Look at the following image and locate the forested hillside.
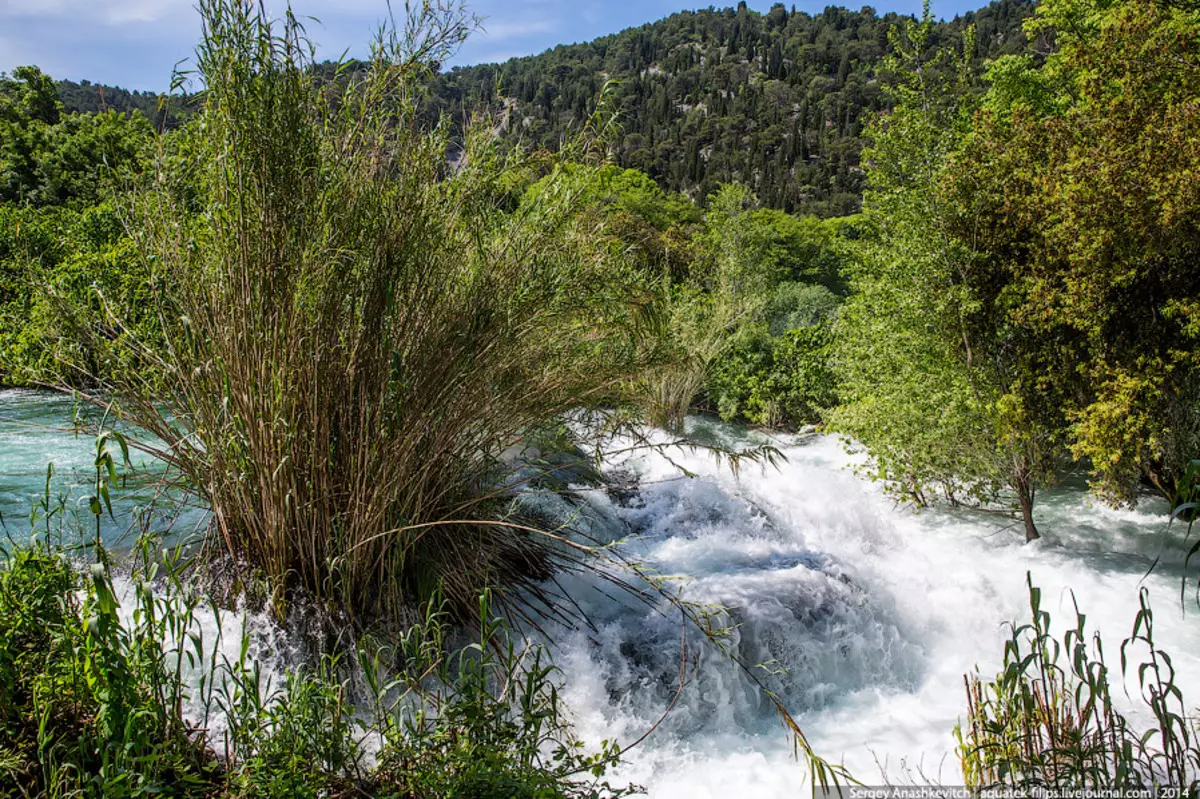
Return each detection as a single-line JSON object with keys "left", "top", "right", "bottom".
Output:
{"left": 48, "top": 0, "right": 1034, "bottom": 214}
{"left": 423, "top": 0, "right": 1034, "bottom": 214}
{"left": 57, "top": 79, "right": 162, "bottom": 121}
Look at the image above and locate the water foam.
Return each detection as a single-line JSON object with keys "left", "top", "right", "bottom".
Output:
{"left": 546, "top": 419, "right": 1200, "bottom": 796}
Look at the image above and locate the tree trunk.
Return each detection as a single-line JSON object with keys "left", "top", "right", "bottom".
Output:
{"left": 1015, "top": 471, "right": 1039, "bottom": 542}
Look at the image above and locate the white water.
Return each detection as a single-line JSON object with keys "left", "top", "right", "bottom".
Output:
{"left": 538, "top": 418, "right": 1200, "bottom": 796}
{"left": 4, "top": 391, "right": 1199, "bottom": 795}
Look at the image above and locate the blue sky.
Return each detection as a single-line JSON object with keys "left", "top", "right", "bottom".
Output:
{"left": 0, "top": 0, "right": 993, "bottom": 92}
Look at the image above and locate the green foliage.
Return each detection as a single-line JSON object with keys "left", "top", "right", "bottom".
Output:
{"left": 957, "top": 576, "right": 1200, "bottom": 789}
{"left": 422, "top": 0, "right": 1033, "bottom": 215}
{"left": 709, "top": 321, "right": 837, "bottom": 428}
{"left": 56, "top": 77, "right": 191, "bottom": 130}
{"left": 1, "top": 66, "right": 153, "bottom": 209}
{"left": 0, "top": 534, "right": 636, "bottom": 798}
{"left": 0, "top": 203, "right": 159, "bottom": 387}
{"left": 0, "top": 540, "right": 221, "bottom": 796}
{"left": 831, "top": 218, "right": 1011, "bottom": 508}
{"left": 81, "top": 0, "right": 667, "bottom": 625}
{"left": 767, "top": 282, "right": 840, "bottom": 336}
{"left": 575, "top": 164, "right": 701, "bottom": 231}
{"left": 521, "top": 163, "right": 703, "bottom": 283}
{"left": 835, "top": 0, "right": 1199, "bottom": 528}
{"left": 828, "top": 13, "right": 1006, "bottom": 507}
{"left": 0, "top": 443, "right": 635, "bottom": 798}
{"left": 830, "top": 7, "right": 1067, "bottom": 534}
{"left": 22, "top": 2, "right": 1037, "bottom": 216}
{"left": 372, "top": 595, "right": 636, "bottom": 799}
{"left": 0, "top": 66, "right": 158, "bottom": 389}
{"left": 692, "top": 205, "right": 850, "bottom": 429}
{"left": 623, "top": 180, "right": 851, "bottom": 431}
{"left": 944, "top": 0, "right": 1200, "bottom": 505}
{"left": 636, "top": 184, "right": 777, "bottom": 432}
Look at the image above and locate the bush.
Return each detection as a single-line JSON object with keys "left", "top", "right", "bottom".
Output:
{"left": 372, "top": 596, "right": 636, "bottom": 799}
{"left": 0, "top": 541, "right": 222, "bottom": 797}
{"left": 0, "top": 538, "right": 636, "bottom": 798}
{"left": 958, "top": 575, "right": 1200, "bottom": 789}
{"left": 0, "top": 202, "right": 158, "bottom": 387}
{"left": 766, "top": 282, "right": 839, "bottom": 337}
{"left": 84, "top": 0, "right": 662, "bottom": 623}
{"left": 709, "top": 320, "right": 837, "bottom": 428}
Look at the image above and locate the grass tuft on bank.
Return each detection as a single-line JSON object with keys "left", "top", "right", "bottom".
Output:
{"left": 0, "top": 535, "right": 635, "bottom": 798}
{"left": 79, "top": 0, "right": 664, "bottom": 625}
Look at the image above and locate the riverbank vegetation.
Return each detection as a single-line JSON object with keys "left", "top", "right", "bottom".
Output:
{"left": 959, "top": 577, "right": 1200, "bottom": 791}
{"left": 832, "top": 0, "right": 1200, "bottom": 539}
{"left": 0, "top": 535, "right": 633, "bottom": 798}
{"left": 78, "top": 0, "right": 674, "bottom": 627}
{"left": 1, "top": 0, "right": 1199, "bottom": 790}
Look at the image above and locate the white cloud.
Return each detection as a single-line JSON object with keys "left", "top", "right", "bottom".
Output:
{"left": 0, "top": 0, "right": 190, "bottom": 24}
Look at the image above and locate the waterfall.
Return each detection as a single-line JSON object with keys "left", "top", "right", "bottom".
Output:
{"left": 536, "top": 418, "right": 1200, "bottom": 796}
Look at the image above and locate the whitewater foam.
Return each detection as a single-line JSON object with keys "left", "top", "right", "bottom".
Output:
{"left": 546, "top": 420, "right": 1200, "bottom": 796}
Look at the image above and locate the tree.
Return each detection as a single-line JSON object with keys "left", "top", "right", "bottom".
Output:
{"left": 830, "top": 9, "right": 1065, "bottom": 540}
{"left": 0, "top": 66, "right": 61, "bottom": 203}
{"left": 945, "top": 0, "right": 1200, "bottom": 505}
{"left": 0, "top": 66, "right": 152, "bottom": 208}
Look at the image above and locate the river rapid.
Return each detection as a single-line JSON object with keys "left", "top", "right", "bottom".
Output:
{"left": 3, "top": 389, "right": 1198, "bottom": 797}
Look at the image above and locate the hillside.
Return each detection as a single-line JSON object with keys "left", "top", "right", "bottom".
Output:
{"left": 48, "top": 0, "right": 1036, "bottom": 214}
{"left": 423, "top": 0, "right": 1035, "bottom": 214}
{"left": 56, "top": 78, "right": 191, "bottom": 130}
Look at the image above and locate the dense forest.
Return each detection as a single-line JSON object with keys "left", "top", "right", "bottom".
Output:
{"left": 422, "top": 0, "right": 1036, "bottom": 214}
{"left": 1, "top": 0, "right": 1200, "bottom": 793}
{"left": 55, "top": 78, "right": 190, "bottom": 130}
{"left": 48, "top": 0, "right": 1035, "bottom": 215}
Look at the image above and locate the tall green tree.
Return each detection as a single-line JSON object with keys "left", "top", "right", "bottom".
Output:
{"left": 831, "top": 10, "right": 1065, "bottom": 539}
{"left": 945, "top": 0, "right": 1200, "bottom": 505}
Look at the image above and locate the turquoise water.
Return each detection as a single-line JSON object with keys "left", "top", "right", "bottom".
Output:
{"left": 4, "top": 388, "right": 1199, "bottom": 796}
{"left": 0, "top": 389, "right": 208, "bottom": 549}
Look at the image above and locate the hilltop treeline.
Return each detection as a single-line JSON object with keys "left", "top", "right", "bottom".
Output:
{"left": 45, "top": 1, "right": 1034, "bottom": 214}
{"left": 422, "top": 0, "right": 1034, "bottom": 214}
{"left": 55, "top": 78, "right": 192, "bottom": 130}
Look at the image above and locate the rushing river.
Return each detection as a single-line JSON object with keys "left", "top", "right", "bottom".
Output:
{"left": 2, "top": 389, "right": 1198, "bottom": 796}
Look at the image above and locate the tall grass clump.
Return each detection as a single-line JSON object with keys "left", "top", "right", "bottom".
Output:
{"left": 88, "top": 0, "right": 661, "bottom": 623}
{"left": 957, "top": 574, "right": 1200, "bottom": 789}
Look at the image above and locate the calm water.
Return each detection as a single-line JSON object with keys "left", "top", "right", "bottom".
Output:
{"left": 0, "top": 389, "right": 207, "bottom": 549}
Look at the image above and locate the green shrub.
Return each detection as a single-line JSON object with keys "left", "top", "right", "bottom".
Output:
{"left": 709, "top": 321, "right": 837, "bottom": 428}
{"left": 0, "top": 202, "right": 158, "bottom": 387}
{"left": 1, "top": 66, "right": 153, "bottom": 210}
{"left": 371, "top": 595, "right": 636, "bottom": 799}
{"left": 766, "top": 282, "right": 839, "bottom": 337}
{"left": 0, "top": 541, "right": 221, "bottom": 797}
{"left": 958, "top": 575, "right": 1200, "bottom": 789}
{"left": 0, "top": 537, "right": 637, "bottom": 798}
